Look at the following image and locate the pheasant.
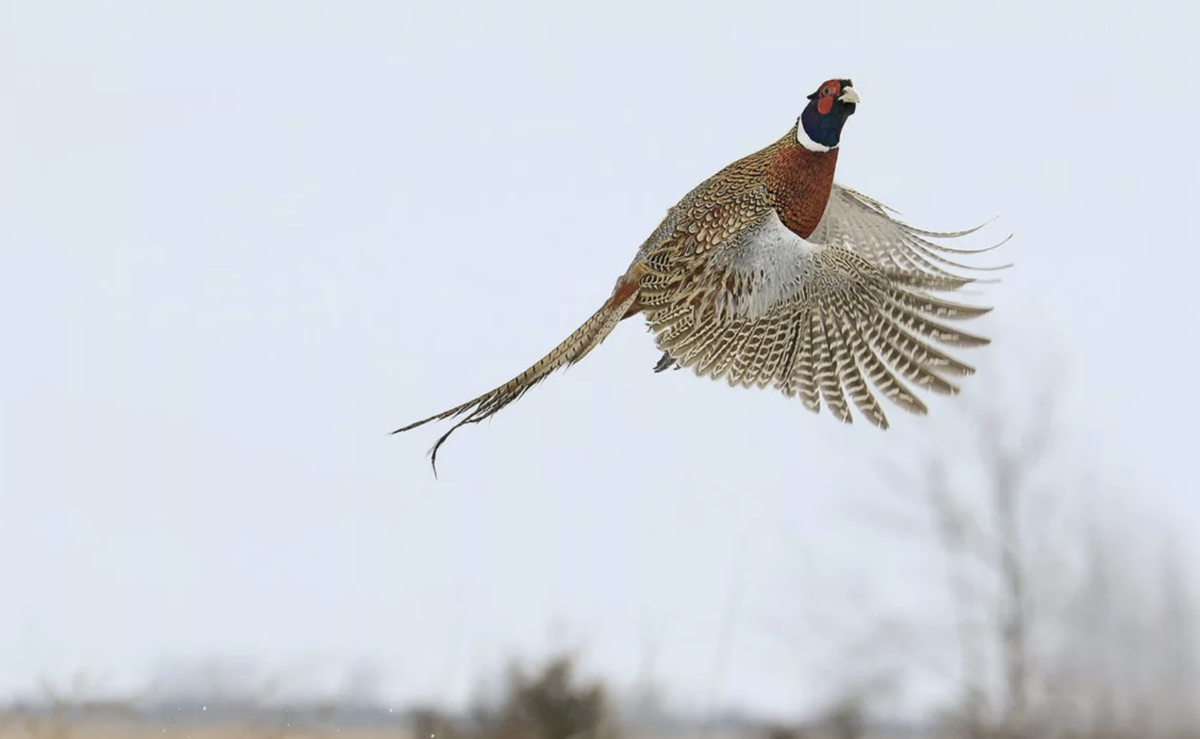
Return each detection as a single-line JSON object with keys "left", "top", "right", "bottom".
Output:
{"left": 394, "top": 78, "right": 1009, "bottom": 473}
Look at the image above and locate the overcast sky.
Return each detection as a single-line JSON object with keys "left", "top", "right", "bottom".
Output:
{"left": 2, "top": 0, "right": 1198, "bottom": 721}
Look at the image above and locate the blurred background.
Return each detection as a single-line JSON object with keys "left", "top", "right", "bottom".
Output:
{"left": 2, "top": 0, "right": 1199, "bottom": 737}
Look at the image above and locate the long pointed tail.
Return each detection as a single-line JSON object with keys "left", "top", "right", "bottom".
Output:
{"left": 392, "top": 282, "right": 640, "bottom": 475}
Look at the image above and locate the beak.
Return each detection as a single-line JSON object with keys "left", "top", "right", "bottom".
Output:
{"left": 838, "top": 87, "right": 860, "bottom": 105}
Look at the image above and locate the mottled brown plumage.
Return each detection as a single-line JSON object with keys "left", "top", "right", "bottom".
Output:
{"left": 393, "top": 78, "right": 1009, "bottom": 474}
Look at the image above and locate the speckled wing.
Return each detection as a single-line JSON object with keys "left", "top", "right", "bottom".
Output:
{"left": 640, "top": 198, "right": 994, "bottom": 428}
{"left": 628, "top": 142, "right": 785, "bottom": 268}
{"left": 810, "top": 183, "right": 1011, "bottom": 279}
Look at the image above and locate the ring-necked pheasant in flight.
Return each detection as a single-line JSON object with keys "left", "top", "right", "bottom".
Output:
{"left": 394, "top": 78, "right": 1009, "bottom": 473}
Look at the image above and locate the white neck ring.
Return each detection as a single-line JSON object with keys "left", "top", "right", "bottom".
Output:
{"left": 795, "top": 118, "right": 834, "bottom": 153}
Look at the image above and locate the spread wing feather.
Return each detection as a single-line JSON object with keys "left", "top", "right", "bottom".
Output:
{"left": 643, "top": 198, "right": 1000, "bottom": 428}
{"left": 810, "top": 183, "right": 1012, "bottom": 280}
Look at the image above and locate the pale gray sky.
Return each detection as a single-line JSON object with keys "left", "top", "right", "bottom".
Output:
{"left": 2, "top": 0, "right": 1198, "bottom": 721}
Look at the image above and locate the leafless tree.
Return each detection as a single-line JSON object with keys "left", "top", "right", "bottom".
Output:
{"left": 826, "top": 335, "right": 1200, "bottom": 739}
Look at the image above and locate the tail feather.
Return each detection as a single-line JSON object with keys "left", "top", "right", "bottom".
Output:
{"left": 393, "top": 287, "right": 639, "bottom": 476}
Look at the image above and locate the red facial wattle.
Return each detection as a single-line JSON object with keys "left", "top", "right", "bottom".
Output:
{"left": 816, "top": 79, "right": 842, "bottom": 115}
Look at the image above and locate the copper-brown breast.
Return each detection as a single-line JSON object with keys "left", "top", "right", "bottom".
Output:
{"left": 764, "top": 143, "right": 839, "bottom": 240}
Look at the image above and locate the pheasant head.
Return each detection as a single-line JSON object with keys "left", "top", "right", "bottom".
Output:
{"left": 797, "top": 78, "right": 859, "bottom": 152}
